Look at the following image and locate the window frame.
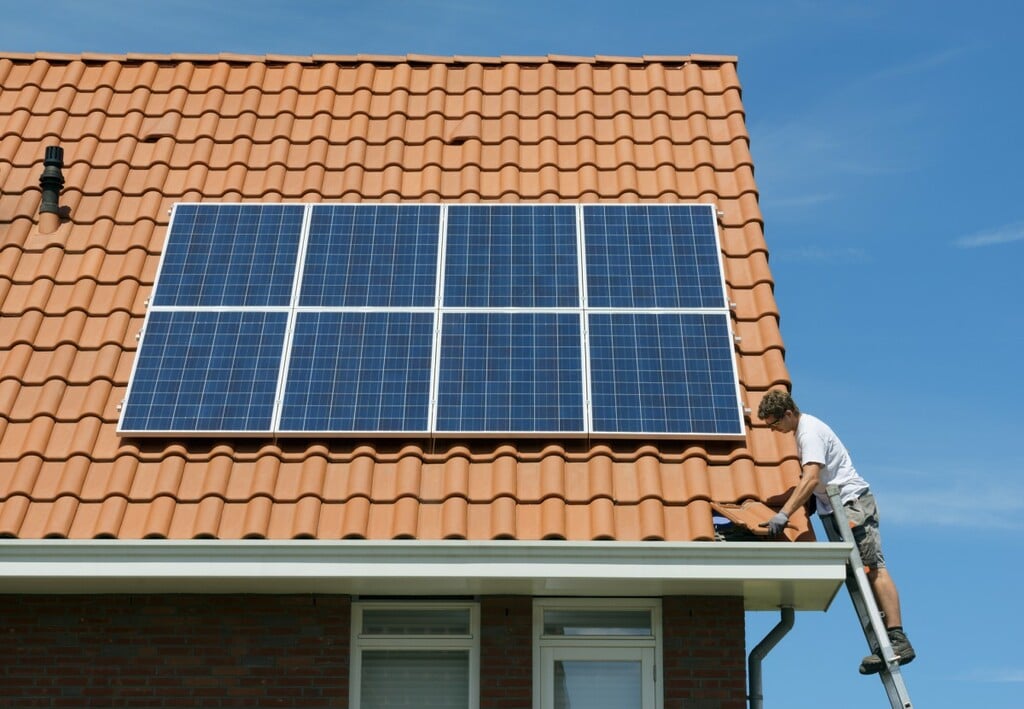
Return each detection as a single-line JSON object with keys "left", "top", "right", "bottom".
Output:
{"left": 532, "top": 598, "right": 663, "bottom": 709}
{"left": 350, "top": 600, "right": 480, "bottom": 709}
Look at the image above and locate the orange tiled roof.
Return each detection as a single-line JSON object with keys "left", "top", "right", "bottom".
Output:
{"left": 0, "top": 53, "right": 806, "bottom": 541}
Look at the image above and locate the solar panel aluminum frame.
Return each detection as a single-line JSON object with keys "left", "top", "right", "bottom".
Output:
{"left": 274, "top": 308, "right": 438, "bottom": 437}
{"left": 117, "top": 202, "right": 308, "bottom": 438}
{"left": 429, "top": 204, "right": 589, "bottom": 438}
{"left": 118, "top": 202, "right": 745, "bottom": 440}
{"left": 116, "top": 308, "right": 293, "bottom": 437}
{"left": 584, "top": 309, "right": 745, "bottom": 439}
{"left": 275, "top": 203, "right": 444, "bottom": 436}
{"left": 579, "top": 204, "right": 745, "bottom": 439}
{"left": 432, "top": 308, "right": 588, "bottom": 438}
{"left": 269, "top": 203, "right": 317, "bottom": 433}
{"left": 118, "top": 203, "right": 446, "bottom": 438}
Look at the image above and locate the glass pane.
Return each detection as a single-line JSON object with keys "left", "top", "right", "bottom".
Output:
{"left": 554, "top": 660, "right": 641, "bottom": 709}
{"left": 544, "top": 610, "right": 651, "bottom": 636}
{"left": 362, "top": 608, "right": 470, "bottom": 636}
{"left": 361, "top": 650, "right": 468, "bottom": 709}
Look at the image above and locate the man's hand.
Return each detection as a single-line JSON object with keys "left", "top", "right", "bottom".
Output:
{"left": 760, "top": 511, "right": 790, "bottom": 535}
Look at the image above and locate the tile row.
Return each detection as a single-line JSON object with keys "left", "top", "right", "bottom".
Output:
{"left": 0, "top": 494, "right": 733, "bottom": 542}
{"left": 11, "top": 185, "right": 758, "bottom": 230}
{"left": 0, "top": 408, "right": 802, "bottom": 470}
{"left": 0, "top": 446, "right": 801, "bottom": 503}
{"left": 0, "top": 88, "right": 744, "bottom": 127}
{"left": 0, "top": 56, "right": 740, "bottom": 100}
{"left": 2, "top": 137, "right": 754, "bottom": 180}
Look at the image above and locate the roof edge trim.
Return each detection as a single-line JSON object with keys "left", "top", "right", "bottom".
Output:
{"left": 0, "top": 539, "right": 849, "bottom": 610}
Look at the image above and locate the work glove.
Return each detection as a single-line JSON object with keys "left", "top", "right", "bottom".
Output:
{"left": 761, "top": 511, "right": 789, "bottom": 535}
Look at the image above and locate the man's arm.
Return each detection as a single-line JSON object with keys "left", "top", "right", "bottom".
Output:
{"left": 762, "top": 462, "right": 822, "bottom": 534}
{"left": 780, "top": 462, "right": 822, "bottom": 518}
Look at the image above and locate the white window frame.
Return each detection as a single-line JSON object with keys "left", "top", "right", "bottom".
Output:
{"left": 350, "top": 600, "right": 480, "bottom": 709}
{"left": 533, "top": 598, "right": 663, "bottom": 709}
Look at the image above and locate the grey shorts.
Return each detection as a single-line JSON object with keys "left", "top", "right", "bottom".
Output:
{"left": 829, "top": 492, "right": 886, "bottom": 569}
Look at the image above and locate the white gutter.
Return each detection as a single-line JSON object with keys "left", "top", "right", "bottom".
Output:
{"left": 0, "top": 539, "right": 852, "bottom": 611}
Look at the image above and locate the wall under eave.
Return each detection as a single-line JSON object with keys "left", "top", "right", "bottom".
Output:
{"left": 0, "top": 594, "right": 745, "bottom": 708}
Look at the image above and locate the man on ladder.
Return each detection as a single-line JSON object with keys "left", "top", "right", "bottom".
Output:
{"left": 757, "top": 389, "right": 916, "bottom": 674}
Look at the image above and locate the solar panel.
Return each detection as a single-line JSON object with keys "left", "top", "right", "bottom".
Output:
{"left": 300, "top": 204, "right": 441, "bottom": 307}
{"left": 119, "top": 310, "right": 288, "bottom": 433}
{"left": 152, "top": 204, "right": 305, "bottom": 307}
{"left": 121, "top": 202, "right": 743, "bottom": 439}
{"left": 435, "top": 312, "right": 585, "bottom": 433}
{"left": 587, "top": 313, "right": 743, "bottom": 435}
{"left": 444, "top": 205, "right": 579, "bottom": 307}
{"left": 279, "top": 311, "right": 434, "bottom": 433}
{"left": 583, "top": 204, "right": 725, "bottom": 309}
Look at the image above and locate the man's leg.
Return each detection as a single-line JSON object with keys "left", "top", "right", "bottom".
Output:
{"left": 867, "top": 566, "right": 902, "bottom": 628}
{"left": 850, "top": 495, "right": 915, "bottom": 673}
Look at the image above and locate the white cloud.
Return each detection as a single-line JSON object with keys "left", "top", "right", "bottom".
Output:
{"left": 882, "top": 479, "right": 1024, "bottom": 531}
{"left": 956, "top": 668, "right": 1024, "bottom": 683}
{"left": 954, "top": 221, "right": 1024, "bottom": 248}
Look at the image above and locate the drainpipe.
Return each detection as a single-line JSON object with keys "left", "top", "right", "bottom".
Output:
{"left": 748, "top": 606, "right": 795, "bottom": 709}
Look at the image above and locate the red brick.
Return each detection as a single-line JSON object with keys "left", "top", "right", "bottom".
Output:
{"left": 3, "top": 592, "right": 747, "bottom": 707}
{"left": 0, "top": 595, "right": 351, "bottom": 708}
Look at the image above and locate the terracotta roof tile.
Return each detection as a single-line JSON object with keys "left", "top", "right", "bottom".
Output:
{"left": 712, "top": 499, "right": 813, "bottom": 542}
{"left": 0, "top": 52, "right": 802, "bottom": 543}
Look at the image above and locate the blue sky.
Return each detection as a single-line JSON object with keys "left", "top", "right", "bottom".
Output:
{"left": 5, "top": 1, "right": 1023, "bottom": 706}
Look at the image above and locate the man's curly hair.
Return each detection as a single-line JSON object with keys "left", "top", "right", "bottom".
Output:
{"left": 757, "top": 389, "right": 799, "bottom": 421}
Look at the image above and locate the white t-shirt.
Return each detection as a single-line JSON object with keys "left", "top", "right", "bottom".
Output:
{"left": 795, "top": 413, "right": 870, "bottom": 514}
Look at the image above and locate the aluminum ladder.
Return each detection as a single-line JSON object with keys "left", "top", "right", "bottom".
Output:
{"left": 824, "top": 485, "right": 913, "bottom": 709}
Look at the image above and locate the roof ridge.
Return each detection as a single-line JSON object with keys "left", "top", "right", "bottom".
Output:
{"left": 5, "top": 51, "right": 738, "bottom": 66}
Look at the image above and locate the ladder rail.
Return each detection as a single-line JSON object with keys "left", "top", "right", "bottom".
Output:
{"left": 825, "top": 485, "right": 914, "bottom": 709}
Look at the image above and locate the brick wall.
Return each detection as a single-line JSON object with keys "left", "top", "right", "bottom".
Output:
{"left": 663, "top": 596, "right": 747, "bottom": 709}
{"left": 481, "top": 594, "right": 747, "bottom": 709}
{"left": 0, "top": 594, "right": 351, "bottom": 708}
{"left": 480, "top": 596, "right": 533, "bottom": 709}
{"left": 2, "top": 593, "right": 745, "bottom": 708}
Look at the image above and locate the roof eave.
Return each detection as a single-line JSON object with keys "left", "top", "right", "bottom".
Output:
{"left": 0, "top": 539, "right": 849, "bottom": 611}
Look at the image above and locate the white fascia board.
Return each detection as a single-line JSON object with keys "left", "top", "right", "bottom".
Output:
{"left": 0, "top": 539, "right": 852, "bottom": 611}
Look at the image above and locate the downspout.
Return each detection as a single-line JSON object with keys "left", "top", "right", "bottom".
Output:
{"left": 748, "top": 606, "right": 795, "bottom": 709}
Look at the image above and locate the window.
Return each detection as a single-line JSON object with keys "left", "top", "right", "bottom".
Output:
{"left": 351, "top": 601, "right": 479, "bottom": 709}
{"left": 534, "top": 599, "right": 661, "bottom": 709}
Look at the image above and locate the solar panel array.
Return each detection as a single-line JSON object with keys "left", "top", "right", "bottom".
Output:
{"left": 119, "top": 203, "right": 744, "bottom": 438}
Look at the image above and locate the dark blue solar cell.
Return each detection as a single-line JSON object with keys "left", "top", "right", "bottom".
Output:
{"left": 588, "top": 313, "right": 742, "bottom": 435}
{"left": 300, "top": 204, "right": 441, "bottom": 307}
{"left": 584, "top": 204, "right": 725, "bottom": 309}
{"left": 279, "top": 311, "right": 434, "bottom": 432}
{"left": 120, "top": 310, "right": 287, "bottom": 433}
{"left": 152, "top": 204, "right": 305, "bottom": 307}
{"left": 435, "top": 312, "right": 585, "bottom": 433}
{"left": 444, "top": 205, "right": 579, "bottom": 307}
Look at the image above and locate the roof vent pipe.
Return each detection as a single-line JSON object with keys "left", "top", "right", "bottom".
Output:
{"left": 748, "top": 606, "right": 795, "bottom": 709}
{"left": 39, "top": 145, "right": 65, "bottom": 216}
